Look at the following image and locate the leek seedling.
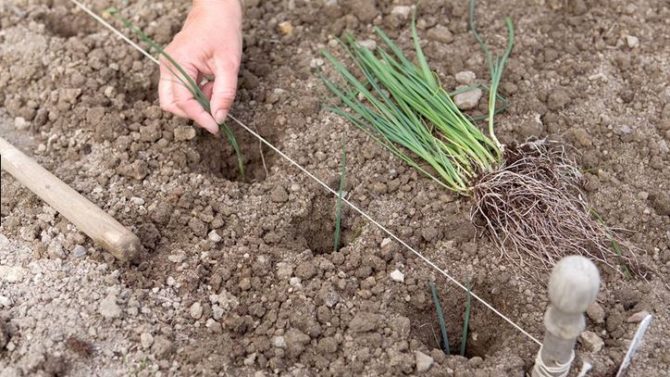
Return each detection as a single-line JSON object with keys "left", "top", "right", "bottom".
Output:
{"left": 460, "top": 284, "right": 472, "bottom": 356}
{"left": 429, "top": 282, "right": 450, "bottom": 354}
{"left": 107, "top": 8, "right": 245, "bottom": 176}
{"left": 334, "top": 145, "right": 346, "bottom": 252}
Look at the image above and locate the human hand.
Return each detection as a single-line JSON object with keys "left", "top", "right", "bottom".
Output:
{"left": 158, "top": 0, "right": 243, "bottom": 135}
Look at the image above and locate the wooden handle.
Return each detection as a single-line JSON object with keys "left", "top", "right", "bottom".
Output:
{"left": 0, "top": 136, "right": 141, "bottom": 261}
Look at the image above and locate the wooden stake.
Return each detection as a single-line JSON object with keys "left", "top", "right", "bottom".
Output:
{"left": 0, "top": 136, "right": 141, "bottom": 261}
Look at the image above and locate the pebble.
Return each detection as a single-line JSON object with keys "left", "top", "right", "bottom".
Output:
{"left": 140, "top": 332, "right": 154, "bottom": 349}
{"left": 0, "top": 266, "right": 26, "bottom": 283}
{"left": 272, "top": 335, "right": 287, "bottom": 349}
{"left": 278, "top": 21, "right": 294, "bottom": 36}
{"left": 166, "top": 276, "right": 176, "bottom": 286}
{"left": 580, "top": 331, "right": 604, "bottom": 352}
{"left": 208, "top": 230, "right": 222, "bottom": 243}
{"left": 426, "top": 25, "right": 453, "bottom": 44}
{"left": 206, "top": 318, "right": 222, "bottom": 333}
{"left": 391, "top": 5, "right": 412, "bottom": 19}
{"left": 72, "top": 245, "right": 87, "bottom": 258}
{"left": 212, "top": 305, "right": 224, "bottom": 320}
{"left": 421, "top": 227, "right": 439, "bottom": 242}
{"left": 168, "top": 251, "right": 186, "bottom": 263}
{"left": 348, "top": 312, "right": 381, "bottom": 333}
{"left": 415, "top": 351, "right": 434, "bottom": 373}
{"left": 174, "top": 126, "right": 196, "bottom": 141}
{"left": 381, "top": 238, "right": 393, "bottom": 253}
{"left": 99, "top": 294, "right": 122, "bottom": 319}
{"left": 0, "top": 295, "right": 11, "bottom": 308}
{"left": 586, "top": 302, "right": 605, "bottom": 324}
{"left": 349, "top": 0, "right": 379, "bottom": 22}
{"left": 625, "top": 35, "right": 639, "bottom": 48}
{"left": 309, "top": 58, "right": 324, "bottom": 69}
{"left": 190, "top": 302, "right": 203, "bottom": 319}
{"left": 270, "top": 186, "right": 289, "bottom": 203}
{"left": 48, "top": 241, "right": 65, "bottom": 258}
{"left": 455, "top": 71, "right": 476, "bottom": 85}
{"left": 276, "top": 262, "right": 293, "bottom": 279}
{"left": 14, "top": 117, "right": 29, "bottom": 130}
{"left": 295, "top": 261, "right": 317, "bottom": 280}
{"left": 389, "top": 269, "right": 405, "bottom": 283}
{"left": 454, "top": 88, "right": 483, "bottom": 110}
{"left": 626, "top": 310, "right": 650, "bottom": 323}
{"left": 357, "top": 39, "right": 377, "bottom": 50}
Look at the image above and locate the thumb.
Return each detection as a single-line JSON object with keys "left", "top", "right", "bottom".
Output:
{"left": 211, "top": 59, "right": 240, "bottom": 124}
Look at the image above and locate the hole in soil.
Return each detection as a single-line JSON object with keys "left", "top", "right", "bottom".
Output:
{"left": 289, "top": 187, "right": 362, "bottom": 254}
{"left": 405, "top": 284, "right": 511, "bottom": 359}
{"left": 190, "top": 112, "right": 281, "bottom": 182}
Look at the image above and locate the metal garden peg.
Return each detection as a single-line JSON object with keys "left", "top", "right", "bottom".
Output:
{"left": 532, "top": 255, "right": 601, "bottom": 377}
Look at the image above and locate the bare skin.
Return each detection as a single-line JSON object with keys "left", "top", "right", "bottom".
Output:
{"left": 158, "top": 0, "right": 243, "bottom": 135}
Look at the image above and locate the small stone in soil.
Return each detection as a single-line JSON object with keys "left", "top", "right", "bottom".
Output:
{"left": 278, "top": 21, "right": 294, "bottom": 36}
{"left": 454, "top": 88, "right": 483, "bottom": 110}
{"left": 295, "top": 261, "right": 317, "bottom": 280}
{"left": 391, "top": 5, "right": 411, "bottom": 19}
{"left": 579, "top": 331, "right": 604, "bottom": 352}
{"left": 72, "top": 245, "right": 87, "bottom": 258}
{"left": 357, "top": 39, "right": 377, "bottom": 50}
{"left": 14, "top": 117, "right": 29, "bottom": 130}
{"left": 349, "top": 0, "right": 379, "bottom": 23}
{"left": 349, "top": 312, "right": 381, "bottom": 333}
{"left": 99, "top": 294, "right": 122, "bottom": 319}
{"left": 190, "top": 302, "right": 203, "bottom": 319}
{"left": 272, "top": 336, "right": 287, "bottom": 349}
{"left": 271, "top": 186, "right": 289, "bottom": 202}
{"left": 586, "top": 302, "right": 605, "bottom": 324}
{"left": 0, "top": 266, "right": 26, "bottom": 283}
{"left": 174, "top": 126, "right": 196, "bottom": 141}
{"left": 415, "top": 350, "right": 434, "bottom": 373}
{"left": 208, "top": 230, "right": 222, "bottom": 243}
{"left": 426, "top": 25, "right": 453, "bottom": 44}
{"left": 276, "top": 262, "right": 293, "bottom": 279}
{"left": 389, "top": 269, "right": 404, "bottom": 283}
{"left": 625, "top": 35, "right": 639, "bottom": 48}
{"left": 140, "top": 332, "right": 154, "bottom": 349}
{"left": 455, "top": 71, "right": 476, "bottom": 85}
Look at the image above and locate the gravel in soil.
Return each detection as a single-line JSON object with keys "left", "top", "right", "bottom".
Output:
{"left": 1, "top": 0, "right": 670, "bottom": 376}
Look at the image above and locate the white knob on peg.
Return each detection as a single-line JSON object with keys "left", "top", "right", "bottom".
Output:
{"left": 548, "top": 255, "right": 600, "bottom": 314}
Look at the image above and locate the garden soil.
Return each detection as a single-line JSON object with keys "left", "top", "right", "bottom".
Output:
{"left": 1, "top": 0, "right": 669, "bottom": 376}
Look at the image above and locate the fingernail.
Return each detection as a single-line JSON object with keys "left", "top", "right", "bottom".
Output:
{"left": 214, "top": 110, "right": 227, "bottom": 124}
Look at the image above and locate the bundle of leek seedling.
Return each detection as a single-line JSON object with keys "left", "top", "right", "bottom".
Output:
{"left": 321, "top": 1, "right": 640, "bottom": 276}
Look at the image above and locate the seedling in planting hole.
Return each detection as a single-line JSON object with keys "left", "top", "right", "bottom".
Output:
{"left": 106, "top": 7, "right": 245, "bottom": 176}
{"left": 460, "top": 283, "right": 472, "bottom": 357}
{"left": 321, "top": 0, "right": 641, "bottom": 278}
{"left": 333, "top": 145, "right": 347, "bottom": 252}
{"left": 429, "top": 281, "right": 450, "bottom": 354}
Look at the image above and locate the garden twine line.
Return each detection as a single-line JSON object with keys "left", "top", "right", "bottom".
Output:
{"left": 69, "top": 0, "right": 542, "bottom": 346}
